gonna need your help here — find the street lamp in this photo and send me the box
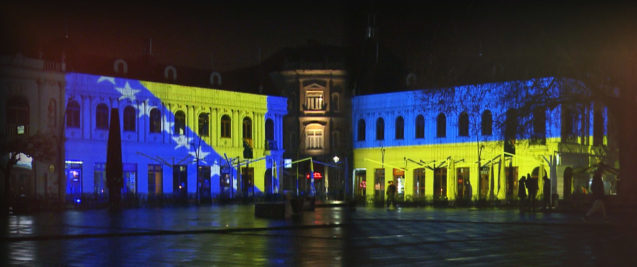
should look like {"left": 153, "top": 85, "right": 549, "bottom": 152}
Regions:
{"left": 333, "top": 155, "right": 340, "bottom": 164}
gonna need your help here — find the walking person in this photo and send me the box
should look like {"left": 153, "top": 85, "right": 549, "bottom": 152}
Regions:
{"left": 542, "top": 175, "right": 551, "bottom": 211}
{"left": 518, "top": 175, "right": 527, "bottom": 211}
{"left": 526, "top": 174, "right": 538, "bottom": 212}
{"left": 584, "top": 169, "right": 607, "bottom": 221}
{"left": 386, "top": 180, "right": 397, "bottom": 209}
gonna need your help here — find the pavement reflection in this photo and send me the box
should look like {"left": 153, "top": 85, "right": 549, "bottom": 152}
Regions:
{"left": 2, "top": 205, "right": 636, "bottom": 266}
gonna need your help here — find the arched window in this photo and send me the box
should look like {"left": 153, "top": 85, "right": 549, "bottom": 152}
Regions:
{"left": 221, "top": 115, "right": 231, "bottom": 138}
{"left": 149, "top": 108, "right": 161, "bottom": 133}
{"left": 265, "top": 118, "right": 274, "bottom": 149}
{"left": 458, "top": 112, "right": 469, "bottom": 137}
{"left": 593, "top": 107, "right": 604, "bottom": 146}
{"left": 562, "top": 107, "right": 577, "bottom": 142}
{"left": 243, "top": 117, "right": 252, "bottom": 140}
{"left": 96, "top": 103, "right": 109, "bottom": 130}
{"left": 436, "top": 113, "right": 446, "bottom": 137}
{"left": 6, "top": 96, "right": 29, "bottom": 135}
{"left": 481, "top": 110, "right": 492, "bottom": 136}
{"left": 395, "top": 116, "right": 404, "bottom": 140}
{"left": 66, "top": 100, "right": 80, "bottom": 128}
{"left": 532, "top": 108, "right": 546, "bottom": 143}
{"left": 122, "top": 106, "right": 135, "bottom": 132}
{"left": 174, "top": 111, "right": 186, "bottom": 135}
{"left": 357, "top": 119, "right": 366, "bottom": 141}
{"left": 505, "top": 109, "right": 517, "bottom": 154}
{"left": 198, "top": 113, "right": 209, "bottom": 136}
{"left": 415, "top": 115, "right": 424, "bottom": 139}
{"left": 376, "top": 117, "right": 384, "bottom": 140}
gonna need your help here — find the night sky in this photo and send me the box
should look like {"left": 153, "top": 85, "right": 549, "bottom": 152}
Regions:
{"left": 2, "top": 1, "right": 636, "bottom": 79}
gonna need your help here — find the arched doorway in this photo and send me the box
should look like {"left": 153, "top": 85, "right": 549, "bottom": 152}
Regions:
{"left": 563, "top": 167, "right": 573, "bottom": 199}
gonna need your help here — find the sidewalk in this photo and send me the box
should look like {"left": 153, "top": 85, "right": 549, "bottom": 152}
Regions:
{"left": 3, "top": 205, "right": 636, "bottom": 266}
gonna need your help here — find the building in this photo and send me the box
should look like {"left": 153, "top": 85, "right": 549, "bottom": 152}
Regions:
{"left": 267, "top": 44, "right": 353, "bottom": 200}
{"left": 64, "top": 72, "right": 287, "bottom": 203}
{"left": 351, "top": 78, "right": 614, "bottom": 204}
{"left": 1, "top": 54, "right": 66, "bottom": 203}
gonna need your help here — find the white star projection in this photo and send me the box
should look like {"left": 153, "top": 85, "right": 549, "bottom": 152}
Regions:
{"left": 137, "top": 99, "right": 156, "bottom": 118}
{"left": 115, "top": 82, "right": 140, "bottom": 102}
{"left": 189, "top": 147, "right": 210, "bottom": 164}
{"left": 172, "top": 135, "right": 193, "bottom": 150}
{"left": 162, "top": 115, "right": 174, "bottom": 134}
{"left": 97, "top": 76, "right": 116, "bottom": 84}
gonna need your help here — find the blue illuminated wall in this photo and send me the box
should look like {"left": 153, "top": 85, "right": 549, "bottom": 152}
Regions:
{"left": 64, "top": 73, "right": 287, "bottom": 199}
{"left": 351, "top": 77, "right": 610, "bottom": 201}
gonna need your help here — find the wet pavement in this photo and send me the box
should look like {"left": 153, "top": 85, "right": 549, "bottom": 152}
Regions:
{"left": 2, "top": 204, "right": 636, "bottom": 266}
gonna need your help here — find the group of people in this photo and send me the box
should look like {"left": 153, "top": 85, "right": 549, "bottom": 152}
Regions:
{"left": 517, "top": 174, "right": 551, "bottom": 212}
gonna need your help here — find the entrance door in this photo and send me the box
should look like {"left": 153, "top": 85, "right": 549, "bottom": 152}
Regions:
{"left": 374, "top": 169, "right": 385, "bottom": 203}
{"left": 479, "top": 166, "right": 489, "bottom": 200}
{"left": 563, "top": 167, "right": 573, "bottom": 199}
{"left": 198, "top": 165, "right": 211, "bottom": 203}
{"left": 241, "top": 167, "right": 254, "bottom": 197}
{"left": 457, "top": 167, "right": 470, "bottom": 201}
{"left": 220, "top": 166, "right": 232, "bottom": 198}
{"left": 65, "top": 163, "right": 82, "bottom": 203}
{"left": 505, "top": 166, "right": 518, "bottom": 201}
{"left": 393, "top": 168, "right": 405, "bottom": 201}
{"left": 434, "top": 168, "right": 447, "bottom": 200}
{"left": 355, "top": 170, "right": 367, "bottom": 201}
{"left": 413, "top": 168, "right": 425, "bottom": 198}
{"left": 173, "top": 165, "right": 187, "bottom": 201}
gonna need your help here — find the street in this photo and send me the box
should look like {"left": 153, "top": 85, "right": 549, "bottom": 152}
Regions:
{"left": 2, "top": 204, "right": 636, "bottom": 266}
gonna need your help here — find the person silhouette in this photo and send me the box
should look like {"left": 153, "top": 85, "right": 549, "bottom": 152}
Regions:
{"left": 518, "top": 175, "right": 527, "bottom": 210}
{"left": 386, "top": 180, "right": 397, "bottom": 209}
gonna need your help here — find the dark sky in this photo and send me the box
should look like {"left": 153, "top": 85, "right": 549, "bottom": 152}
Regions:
{"left": 2, "top": 1, "right": 637, "bottom": 75}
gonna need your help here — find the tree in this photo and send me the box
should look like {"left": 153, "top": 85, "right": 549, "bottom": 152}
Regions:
{"left": 1, "top": 132, "right": 57, "bottom": 212}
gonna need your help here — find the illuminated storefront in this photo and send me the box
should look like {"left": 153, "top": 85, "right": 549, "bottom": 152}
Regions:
{"left": 64, "top": 73, "right": 287, "bottom": 201}
{"left": 352, "top": 78, "right": 611, "bottom": 203}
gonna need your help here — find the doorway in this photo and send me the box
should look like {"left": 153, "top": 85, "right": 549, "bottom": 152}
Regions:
{"left": 374, "top": 169, "right": 385, "bottom": 203}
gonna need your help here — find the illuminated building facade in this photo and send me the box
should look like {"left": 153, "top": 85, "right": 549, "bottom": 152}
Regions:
{"left": 351, "top": 78, "right": 612, "bottom": 203}
{"left": 64, "top": 73, "right": 287, "bottom": 202}
{"left": 1, "top": 54, "right": 66, "bottom": 202}
{"left": 268, "top": 46, "right": 353, "bottom": 200}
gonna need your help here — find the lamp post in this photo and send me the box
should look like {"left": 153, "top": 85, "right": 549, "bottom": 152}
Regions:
{"left": 333, "top": 156, "right": 340, "bottom": 200}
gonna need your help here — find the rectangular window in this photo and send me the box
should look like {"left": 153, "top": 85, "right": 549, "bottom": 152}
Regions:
{"left": 306, "top": 129, "right": 323, "bottom": 150}
{"left": 94, "top": 163, "right": 107, "bottom": 196}
{"left": 123, "top": 163, "right": 137, "bottom": 194}
{"left": 305, "top": 91, "right": 324, "bottom": 111}
{"left": 148, "top": 164, "right": 163, "bottom": 195}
